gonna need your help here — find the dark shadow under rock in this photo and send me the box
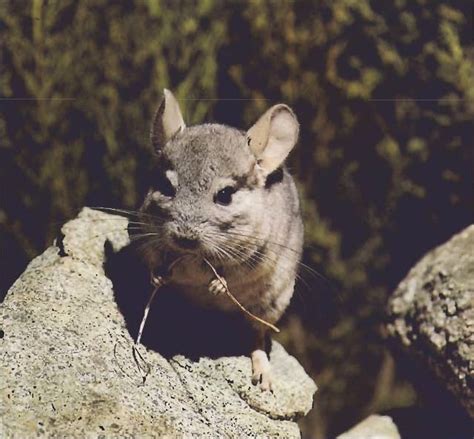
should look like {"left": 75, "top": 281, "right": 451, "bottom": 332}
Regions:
{"left": 104, "top": 240, "right": 268, "bottom": 360}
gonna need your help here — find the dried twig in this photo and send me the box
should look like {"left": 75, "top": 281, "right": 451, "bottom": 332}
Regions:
{"left": 136, "top": 275, "right": 163, "bottom": 346}
{"left": 132, "top": 254, "right": 280, "bottom": 385}
{"left": 132, "top": 277, "right": 163, "bottom": 384}
{"left": 132, "top": 255, "right": 188, "bottom": 384}
{"left": 132, "top": 344, "right": 151, "bottom": 385}
{"left": 203, "top": 258, "right": 280, "bottom": 333}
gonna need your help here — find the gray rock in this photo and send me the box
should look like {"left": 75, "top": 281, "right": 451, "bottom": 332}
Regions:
{"left": 0, "top": 208, "right": 317, "bottom": 438}
{"left": 387, "top": 225, "right": 474, "bottom": 418}
{"left": 337, "top": 415, "right": 401, "bottom": 439}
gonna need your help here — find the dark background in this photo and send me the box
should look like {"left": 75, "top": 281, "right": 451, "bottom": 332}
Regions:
{"left": 1, "top": 1, "right": 472, "bottom": 437}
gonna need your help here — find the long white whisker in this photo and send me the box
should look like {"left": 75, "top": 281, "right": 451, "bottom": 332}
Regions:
{"left": 206, "top": 234, "right": 259, "bottom": 271}
{"left": 207, "top": 231, "right": 314, "bottom": 289}
{"left": 208, "top": 228, "right": 328, "bottom": 283}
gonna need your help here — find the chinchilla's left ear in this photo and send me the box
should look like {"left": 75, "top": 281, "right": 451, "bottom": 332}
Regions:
{"left": 150, "top": 89, "right": 186, "bottom": 153}
{"left": 246, "top": 104, "right": 299, "bottom": 174}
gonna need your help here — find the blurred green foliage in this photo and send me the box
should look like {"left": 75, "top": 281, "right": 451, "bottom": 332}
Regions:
{"left": 1, "top": 1, "right": 472, "bottom": 437}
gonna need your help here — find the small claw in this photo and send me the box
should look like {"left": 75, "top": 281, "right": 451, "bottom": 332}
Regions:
{"left": 251, "top": 373, "right": 260, "bottom": 386}
{"left": 251, "top": 371, "right": 273, "bottom": 391}
{"left": 260, "top": 372, "right": 273, "bottom": 392}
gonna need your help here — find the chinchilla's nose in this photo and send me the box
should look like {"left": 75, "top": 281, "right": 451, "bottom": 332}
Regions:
{"left": 170, "top": 200, "right": 203, "bottom": 250}
{"left": 170, "top": 221, "right": 201, "bottom": 250}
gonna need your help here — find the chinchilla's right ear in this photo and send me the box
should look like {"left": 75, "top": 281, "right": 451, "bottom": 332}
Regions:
{"left": 246, "top": 104, "right": 299, "bottom": 175}
{"left": 150, "top": 89, "right": 186, "bottom": 153}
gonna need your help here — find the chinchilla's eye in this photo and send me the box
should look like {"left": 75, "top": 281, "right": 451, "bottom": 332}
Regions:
{"left": 214, "top": 186, "right": 236, "bottom": 206}
{"left": 154, "top": 173, "right": 175, "bottom": 197}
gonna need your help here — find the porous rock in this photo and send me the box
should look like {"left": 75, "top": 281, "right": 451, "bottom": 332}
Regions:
{"left": 0, "top": 208, "right": 317, "bottom": 438}
{"left": 387, "top": 225, "right": 474, "bottom": 417}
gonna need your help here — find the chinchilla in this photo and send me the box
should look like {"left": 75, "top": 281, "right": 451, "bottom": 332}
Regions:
{"left": 136, "top": 89, "right": 303, "bottom": 389}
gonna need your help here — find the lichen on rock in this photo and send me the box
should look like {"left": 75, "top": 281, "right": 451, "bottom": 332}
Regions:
{"left": 387, "top": 225, "right": 474, "bottom": 418}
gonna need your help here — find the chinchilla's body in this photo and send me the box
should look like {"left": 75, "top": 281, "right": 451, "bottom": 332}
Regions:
{"left": 137, "top": 90, "right": 303, "bottom": 389}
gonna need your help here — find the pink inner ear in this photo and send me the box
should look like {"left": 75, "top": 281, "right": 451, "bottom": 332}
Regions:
{"left": 246, "top": 104, "right": 299, "bottom": 174}
{"left": 259, "top": 112, "right": 298, "bottom": 173}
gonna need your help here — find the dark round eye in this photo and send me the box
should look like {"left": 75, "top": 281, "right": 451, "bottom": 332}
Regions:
{"left": 214, "top": 186, "right": 236, "bottom": 205}
{"left": 154, "top": 173, "right": 175, "bottom": 197}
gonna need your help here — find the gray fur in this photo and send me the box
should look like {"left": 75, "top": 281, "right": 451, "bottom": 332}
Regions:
{"left": 138, "top": 93, "right": 304, "bottom": 326}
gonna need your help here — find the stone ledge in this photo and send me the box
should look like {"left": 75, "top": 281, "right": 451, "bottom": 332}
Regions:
{"left": 0, "top": 208, "right": 317, "bottom": 438}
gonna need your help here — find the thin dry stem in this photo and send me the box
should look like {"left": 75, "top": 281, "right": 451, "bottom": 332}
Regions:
{"left": 135, "top": 282, "right": 161, "bottom": 346}
{"left": 132, "top": 254, "right": 280, "bottom": 384}
{"left": 203, "top": 258, "right": 280, "bottom": 333}
{"left": 133, "top": 273, "right": 166, "bottom": 384}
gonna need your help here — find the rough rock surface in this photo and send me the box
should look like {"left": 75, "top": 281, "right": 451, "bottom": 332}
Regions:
{"left": 387, "top": 225, "right": 474, "bottom": 418}
{"left": 337, "top": 415, "right": 401, "bottom": 439}
{"left": 0, "top": 208, "right": 317, "bottom": 438}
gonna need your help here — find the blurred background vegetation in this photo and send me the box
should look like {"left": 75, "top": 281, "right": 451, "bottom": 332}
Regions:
{"left": 0, "top": 0, "right": 472, "bottom": 437}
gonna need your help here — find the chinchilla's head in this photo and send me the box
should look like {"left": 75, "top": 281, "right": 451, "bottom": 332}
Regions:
{"left": 138, "top": 89, "right": 299, "bottom": 265}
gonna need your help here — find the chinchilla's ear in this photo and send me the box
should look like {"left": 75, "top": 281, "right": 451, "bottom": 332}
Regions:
{"left": 246, "top": 104, "right": 299, "bottom": 174}
{"left": 151, "top": 89, "right": 186, "bottom": 153}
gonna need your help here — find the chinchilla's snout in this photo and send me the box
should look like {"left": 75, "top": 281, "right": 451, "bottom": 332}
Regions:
{"left": 167, "top": 221, "right": 202, "bottom": 251}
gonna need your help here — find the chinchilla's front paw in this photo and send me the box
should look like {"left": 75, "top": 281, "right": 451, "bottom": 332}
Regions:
{"left": 208, "top": 277, "right": 227, "bottom": 296}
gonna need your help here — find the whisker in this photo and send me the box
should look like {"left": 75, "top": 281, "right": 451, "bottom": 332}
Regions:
{"left": 89, "top": 206, "right": 143, "bottom": 217}
{"left": 201, "top": 236, "right": 230, "bottom": 263}
{"left": 90, "top": 206, "right": 162, "bottom": 223}
{"left": 135, "top": 235, "right": 164, "bottom": 253}
{"left": 226, "top": 238, "right": 308, "bottom": 287}
{"left": 207, "top": 230, "right": 327, "bottom": 290}
{"left": 202, "top": 236, "right": 247, "bottom": 267}
{"left": 205, "top": 234, "right": 258, "bottom": 271}
{"left": 84, "top": 218, "right": 151, "bottom": 227}
{"left": 210, "top": 229, "right": 302, "bottom": 256}
{"left": 209, "top": 228, "right": 327, "bottom": 281}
